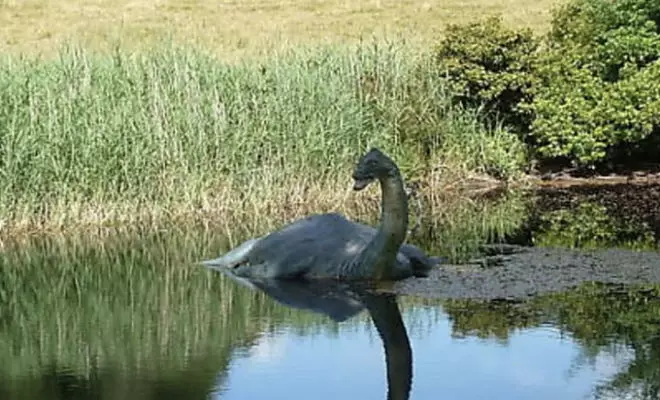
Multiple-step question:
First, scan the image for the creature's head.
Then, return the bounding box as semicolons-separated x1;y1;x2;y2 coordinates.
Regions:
352;147;398;191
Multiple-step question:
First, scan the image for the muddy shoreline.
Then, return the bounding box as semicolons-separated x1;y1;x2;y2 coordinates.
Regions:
529;171;660;188
390;177;660;301
388;244;660;301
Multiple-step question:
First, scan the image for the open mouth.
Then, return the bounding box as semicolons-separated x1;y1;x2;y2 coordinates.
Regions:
352;178;373;191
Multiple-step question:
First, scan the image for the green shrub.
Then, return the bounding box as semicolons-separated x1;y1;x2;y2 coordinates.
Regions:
432;0;660;168
371;61;527;182
433;16;540;133
530;0;660;166
548;0;660;81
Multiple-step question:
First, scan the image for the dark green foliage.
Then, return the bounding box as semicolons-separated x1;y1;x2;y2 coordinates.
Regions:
547;0;660;80
433;0;660;168
433;17;540;133
531;0;660;165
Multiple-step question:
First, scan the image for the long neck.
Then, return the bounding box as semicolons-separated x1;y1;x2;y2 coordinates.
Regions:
354;169;409;279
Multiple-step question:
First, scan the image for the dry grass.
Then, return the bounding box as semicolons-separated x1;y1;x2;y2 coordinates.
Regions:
0;175;367;238
0;171;521;250
0;0;560;59
0;173;474;239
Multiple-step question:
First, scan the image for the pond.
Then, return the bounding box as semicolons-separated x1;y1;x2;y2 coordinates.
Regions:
1;184;659;399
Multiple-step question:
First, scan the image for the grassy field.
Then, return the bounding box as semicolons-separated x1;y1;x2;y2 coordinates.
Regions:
1;0;558;60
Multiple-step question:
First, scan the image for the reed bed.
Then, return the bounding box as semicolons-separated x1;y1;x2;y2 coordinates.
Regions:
0;42;526;235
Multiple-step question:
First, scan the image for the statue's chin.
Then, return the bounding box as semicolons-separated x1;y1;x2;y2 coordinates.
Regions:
353;179;372;191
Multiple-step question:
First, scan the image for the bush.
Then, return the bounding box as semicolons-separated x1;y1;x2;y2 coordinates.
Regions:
433;16;540;133
374;61;527;182
434;0;660;168
530;0;660;166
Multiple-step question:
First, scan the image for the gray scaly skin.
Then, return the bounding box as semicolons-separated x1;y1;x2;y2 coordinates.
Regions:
201;148;442;281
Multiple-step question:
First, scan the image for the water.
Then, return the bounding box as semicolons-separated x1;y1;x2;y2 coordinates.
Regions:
212;303;633;400
221;324;577;398
1;184;659;399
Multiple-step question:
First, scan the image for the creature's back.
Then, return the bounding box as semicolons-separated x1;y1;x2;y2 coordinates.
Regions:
247;213;373;278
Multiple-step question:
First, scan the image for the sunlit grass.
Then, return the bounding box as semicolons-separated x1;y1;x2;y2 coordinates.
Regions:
0;43;526;234
0;0;560;60
417;189;529;262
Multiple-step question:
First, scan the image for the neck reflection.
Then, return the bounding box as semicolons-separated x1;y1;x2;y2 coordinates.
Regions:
220;274;413;400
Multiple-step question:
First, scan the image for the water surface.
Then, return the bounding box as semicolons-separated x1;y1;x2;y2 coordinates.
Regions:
1;186;659;399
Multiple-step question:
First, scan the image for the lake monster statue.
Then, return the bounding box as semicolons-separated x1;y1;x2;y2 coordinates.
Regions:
202;148;441;280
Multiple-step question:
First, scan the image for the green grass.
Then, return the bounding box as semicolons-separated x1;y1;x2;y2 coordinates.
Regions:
422;190;529;262
0;42;526;233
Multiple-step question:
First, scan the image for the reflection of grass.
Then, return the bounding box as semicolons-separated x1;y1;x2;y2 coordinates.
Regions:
417;190;529;262
442;283;660;345
541;284;660;399
442;299;542;341
0;228;334;396
538;284;660;349
532;202;656;251
0;0;556;58
0;224;450;398
442;282;660;397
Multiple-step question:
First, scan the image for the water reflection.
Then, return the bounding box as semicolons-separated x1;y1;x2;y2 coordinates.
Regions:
444;284;660;399
0;183;659;399
211;271;413;400
505;183;660;251
209;281;651;400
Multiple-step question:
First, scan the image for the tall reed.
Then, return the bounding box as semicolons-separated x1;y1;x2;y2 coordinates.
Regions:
0;42;525;233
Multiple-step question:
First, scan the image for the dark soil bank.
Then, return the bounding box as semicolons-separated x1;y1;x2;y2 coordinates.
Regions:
389;244;660;301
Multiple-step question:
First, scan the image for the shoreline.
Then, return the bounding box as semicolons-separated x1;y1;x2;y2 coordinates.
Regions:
1;170;658;239
450;169;660;195
387;244;660;301
529;169;660;188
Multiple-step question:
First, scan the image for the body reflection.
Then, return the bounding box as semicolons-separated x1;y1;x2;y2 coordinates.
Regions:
216;269;413;400
366;293;413;400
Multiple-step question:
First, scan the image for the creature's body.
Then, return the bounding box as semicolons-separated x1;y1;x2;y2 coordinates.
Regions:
202;148;442;281
203;212;439;280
